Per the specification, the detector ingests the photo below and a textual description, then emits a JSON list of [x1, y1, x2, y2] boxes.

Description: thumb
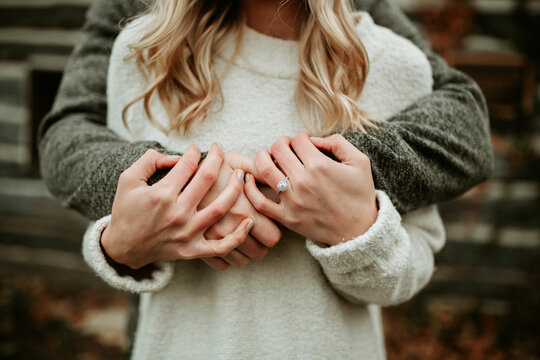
[[309, 134, 364, 165]]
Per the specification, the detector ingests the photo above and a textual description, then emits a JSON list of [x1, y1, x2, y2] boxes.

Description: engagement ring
[[276, 176, 289, 194]]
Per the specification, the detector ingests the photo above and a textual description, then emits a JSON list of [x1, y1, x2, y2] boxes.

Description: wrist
[[100, 225, 156, 280], [333, 194, 379, 246], [100, 225, 121, 264]]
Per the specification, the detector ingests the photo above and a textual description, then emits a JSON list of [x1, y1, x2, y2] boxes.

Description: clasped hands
[[101, 133, 378, 272]]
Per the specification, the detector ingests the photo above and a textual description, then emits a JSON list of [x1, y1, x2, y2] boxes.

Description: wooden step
[[0, 28, 79, 60], [0, 3, 89, 29]]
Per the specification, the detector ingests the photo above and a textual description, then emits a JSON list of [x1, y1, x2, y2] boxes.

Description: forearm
[[345, 0, 493, 214], [38, 0, 172, 220]]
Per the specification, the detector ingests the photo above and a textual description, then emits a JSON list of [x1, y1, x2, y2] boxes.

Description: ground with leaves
[[1, 276, 539, 359]]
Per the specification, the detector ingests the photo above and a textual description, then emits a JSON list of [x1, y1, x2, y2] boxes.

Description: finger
[[254, 150, 287, 191], [225, 152, 257, 175], [309, 134, 365, 165], [194, 169, 245, 230], [236, 235, 269, 259], [204, 221, 268, 258], [290, 132, 326, 166], [202, 257, 230, 271], [158, 144, 201, 193], [244, 174, 284, 222], [222, 249, 250, 267], [270, 136, 303, 179], [123, 149, 179, 185], [249, 214, 282, 248], [200, 218, 252, 257], [178, 143, 223, 207]]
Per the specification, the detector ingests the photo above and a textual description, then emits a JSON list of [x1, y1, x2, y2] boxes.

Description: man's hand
[[101, 145, 251, 270]]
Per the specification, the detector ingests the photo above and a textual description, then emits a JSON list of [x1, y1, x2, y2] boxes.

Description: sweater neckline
[[217, 23, 300, 80], [217, 11, 372, 80]]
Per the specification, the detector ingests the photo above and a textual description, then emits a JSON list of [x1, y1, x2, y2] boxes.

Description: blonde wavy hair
[[123, 0, 376, 136]]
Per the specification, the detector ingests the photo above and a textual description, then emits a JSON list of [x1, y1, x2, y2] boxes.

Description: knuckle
[[272, 136, 289, 151], [292, 132, 307, 146], [293, 176, 309, 191], [148, 190, 163, 205], [170, 228, 186, 243], [357, 153, 371, 168], [150, 188, 173, 205], [144, 149, 158, 158], [291, 135, 300, 148], [182, 157, 198, 173], [253, 198, 267, 213], [270, 142, 279, 154], [254, 150, 269, 165], [310, 160, 327, 173], [200, 169, 217, 185], [118, 170, 131, 185], [278, 135, 290, 144], [167, 209, 188, 227], [208, 206, 227, 222], [175, 207, 190, 225], [260, 165, 274, 180]]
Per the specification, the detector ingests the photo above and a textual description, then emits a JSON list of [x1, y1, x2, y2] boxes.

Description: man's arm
[[38, 0, 162, 220], [345, 0, 493, 213]]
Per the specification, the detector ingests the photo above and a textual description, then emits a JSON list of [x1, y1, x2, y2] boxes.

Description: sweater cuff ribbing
[[306, 190, 402, 274], [82, 215, 174, 293]]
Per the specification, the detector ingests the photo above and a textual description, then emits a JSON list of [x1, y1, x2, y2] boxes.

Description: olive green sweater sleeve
[[38, 0, 161, 220], [39, 0, 492, 220], [345, 0, 493, 213]]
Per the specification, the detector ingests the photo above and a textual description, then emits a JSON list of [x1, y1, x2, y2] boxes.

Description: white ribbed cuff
[[82, 215, 174, 293]]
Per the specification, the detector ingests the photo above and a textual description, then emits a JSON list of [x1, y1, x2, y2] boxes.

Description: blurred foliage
[[383, 292, 540, 360], [0, 277, 126, 360]]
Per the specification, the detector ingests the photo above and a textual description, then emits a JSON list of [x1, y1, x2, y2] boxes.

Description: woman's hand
[[101, 144, 252, 270], [244, 133, 378, 246], [198, 152, 282, 270]]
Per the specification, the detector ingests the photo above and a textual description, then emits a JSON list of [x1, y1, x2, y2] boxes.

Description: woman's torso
[[107, 12, 433, 360]]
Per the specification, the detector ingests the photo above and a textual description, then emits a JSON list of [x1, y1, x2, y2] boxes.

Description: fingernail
[[167, 154, 181, 160], [237, 169, 244, 181], [310, 137, 323, 141], [246, 219, 254, 234], [216, 142, 223, 151], [245, 173, 251, 182]]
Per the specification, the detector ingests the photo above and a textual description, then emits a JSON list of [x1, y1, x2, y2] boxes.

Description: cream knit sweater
[[83, 12, 445, 359]]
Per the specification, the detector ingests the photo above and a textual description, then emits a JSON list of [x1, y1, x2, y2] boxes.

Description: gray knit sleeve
[[38, 0, 181, 221], [344, 0, 493, 214]]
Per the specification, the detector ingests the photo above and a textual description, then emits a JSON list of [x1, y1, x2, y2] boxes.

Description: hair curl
[[123, 0, 377, 136]]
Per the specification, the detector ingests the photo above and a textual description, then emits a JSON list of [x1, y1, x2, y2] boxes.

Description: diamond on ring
[[276, 176, 289, 194]]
